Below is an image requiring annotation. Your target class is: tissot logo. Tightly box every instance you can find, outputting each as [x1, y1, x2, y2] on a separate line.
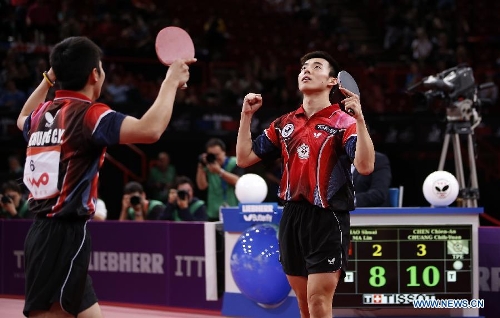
[315, 124, 338, 135]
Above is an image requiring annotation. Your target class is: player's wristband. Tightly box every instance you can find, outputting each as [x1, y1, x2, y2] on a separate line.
[219, 169, 225, 177]
[43, 71, 55, 87]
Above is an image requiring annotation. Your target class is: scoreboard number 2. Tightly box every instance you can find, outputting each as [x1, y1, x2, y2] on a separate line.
[372, 244, 382, 257]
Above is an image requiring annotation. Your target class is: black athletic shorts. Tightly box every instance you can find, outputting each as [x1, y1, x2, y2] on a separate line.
[23, 217, 98, 317]
[278, 201, 350, 279]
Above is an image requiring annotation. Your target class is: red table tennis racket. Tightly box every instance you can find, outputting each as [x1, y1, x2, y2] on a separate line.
[338, 70, 360, 116]
[155, 26, 195, 89]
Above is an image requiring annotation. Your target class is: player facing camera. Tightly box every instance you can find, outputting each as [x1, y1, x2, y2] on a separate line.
[198, 153, 217, 166]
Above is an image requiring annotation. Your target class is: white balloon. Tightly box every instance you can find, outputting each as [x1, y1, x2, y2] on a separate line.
[235, 173, 268, 204]
[422, 171, 460, 207]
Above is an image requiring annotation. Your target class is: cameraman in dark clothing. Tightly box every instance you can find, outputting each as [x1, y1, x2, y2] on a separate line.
[159, 176, 207, 221]
[118, 181, 165, 221]
[0, 180, 32, 219]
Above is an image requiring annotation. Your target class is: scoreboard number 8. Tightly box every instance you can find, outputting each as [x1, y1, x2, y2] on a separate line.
[368, 265, 440, 287]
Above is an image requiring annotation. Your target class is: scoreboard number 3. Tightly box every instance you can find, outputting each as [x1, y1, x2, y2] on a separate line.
[416, 243, 427, 256]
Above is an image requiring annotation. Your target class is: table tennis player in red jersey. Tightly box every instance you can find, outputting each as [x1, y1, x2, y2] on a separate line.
[16, 36, 195, 317]
[236, 51, 375, 318]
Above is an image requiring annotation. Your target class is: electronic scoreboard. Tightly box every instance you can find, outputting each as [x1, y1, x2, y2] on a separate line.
[334, 224, 473, 307]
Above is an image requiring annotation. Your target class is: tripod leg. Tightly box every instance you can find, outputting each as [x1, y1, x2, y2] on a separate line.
[438, 134, 451, 171]
[467, 133, 479, 207]
[452, 133, 467, 206]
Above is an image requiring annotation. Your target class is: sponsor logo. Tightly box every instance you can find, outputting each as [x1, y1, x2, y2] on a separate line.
[27, 172, 49, 187]
[315, 124, 339, 135]
[313, 132, 322, 138]
[243, 213, 273, 222]
[174, 255, 205, 277]
[241, 204, 275, 212]
[89, 251, 164, 274]
[281, 123, 294, 138]
[363, 293, 436, 305]
[45, 112, 54, 127]
[328, 257, 335, 265]
[239, 203, 277, 223]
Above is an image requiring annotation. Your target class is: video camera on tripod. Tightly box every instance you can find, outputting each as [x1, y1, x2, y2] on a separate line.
[408, 64, 496, 207]
[408, 64, 494, 128]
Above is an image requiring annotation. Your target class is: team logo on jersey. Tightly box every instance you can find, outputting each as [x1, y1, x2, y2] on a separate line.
[315, 124, 339, 135]
[281, 123, 294, 138]
[45, 110, 61, 128]
[297, 143, 310, 159]
[45, 112, 55, 127]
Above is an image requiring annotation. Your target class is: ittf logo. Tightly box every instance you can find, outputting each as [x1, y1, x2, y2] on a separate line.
[373, 294, 383, 303]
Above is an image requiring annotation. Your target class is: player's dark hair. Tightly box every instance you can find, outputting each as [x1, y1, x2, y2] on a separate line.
[300, 51, 340, 77]
[50, 36, 103, 91]
[300, 51, 342, 104]
[205, 138, 226, 151]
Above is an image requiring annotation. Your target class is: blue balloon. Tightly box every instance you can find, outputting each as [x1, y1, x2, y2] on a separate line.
[230, 223, 291, 307]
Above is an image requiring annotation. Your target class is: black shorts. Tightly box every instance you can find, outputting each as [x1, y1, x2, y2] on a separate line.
[278, 201, 350, 278]
[23, 218, 98, 317]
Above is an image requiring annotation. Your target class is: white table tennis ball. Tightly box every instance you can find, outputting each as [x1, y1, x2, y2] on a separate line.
[422, 171, 460, 207]
[235, 173, 268, 204]
[453, 260, 463, 270]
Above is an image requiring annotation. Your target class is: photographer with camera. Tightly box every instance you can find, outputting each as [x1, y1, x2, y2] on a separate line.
[196, 138, 244, 221]
[118, 181, 165, 221]
[158, 176, 207, 221]
[0, 180, 31, 219]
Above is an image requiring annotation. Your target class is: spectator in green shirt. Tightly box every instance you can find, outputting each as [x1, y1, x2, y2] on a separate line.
[147, 151, 177, 202]
[119, 181, 165, 221]
[196, 138, 244, 221]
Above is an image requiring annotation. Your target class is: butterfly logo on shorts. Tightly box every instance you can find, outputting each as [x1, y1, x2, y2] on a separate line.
[327, 257, 335, 265]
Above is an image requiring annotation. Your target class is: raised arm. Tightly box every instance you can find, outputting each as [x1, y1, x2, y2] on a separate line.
[119, 58, 196, 144]
[17, 69, 55, 130]
[236, 93, 263, 168]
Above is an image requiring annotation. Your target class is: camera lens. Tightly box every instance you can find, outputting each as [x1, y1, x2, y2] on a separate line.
[177, 190, 188, 200]
[206, 153, 216, 163]
[130, 195, 141, 206]
[1, 196, 11, 204]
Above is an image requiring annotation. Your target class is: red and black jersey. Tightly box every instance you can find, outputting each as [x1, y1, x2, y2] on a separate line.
[252, 104, 357, 211]
[22, 90, 126, 219]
